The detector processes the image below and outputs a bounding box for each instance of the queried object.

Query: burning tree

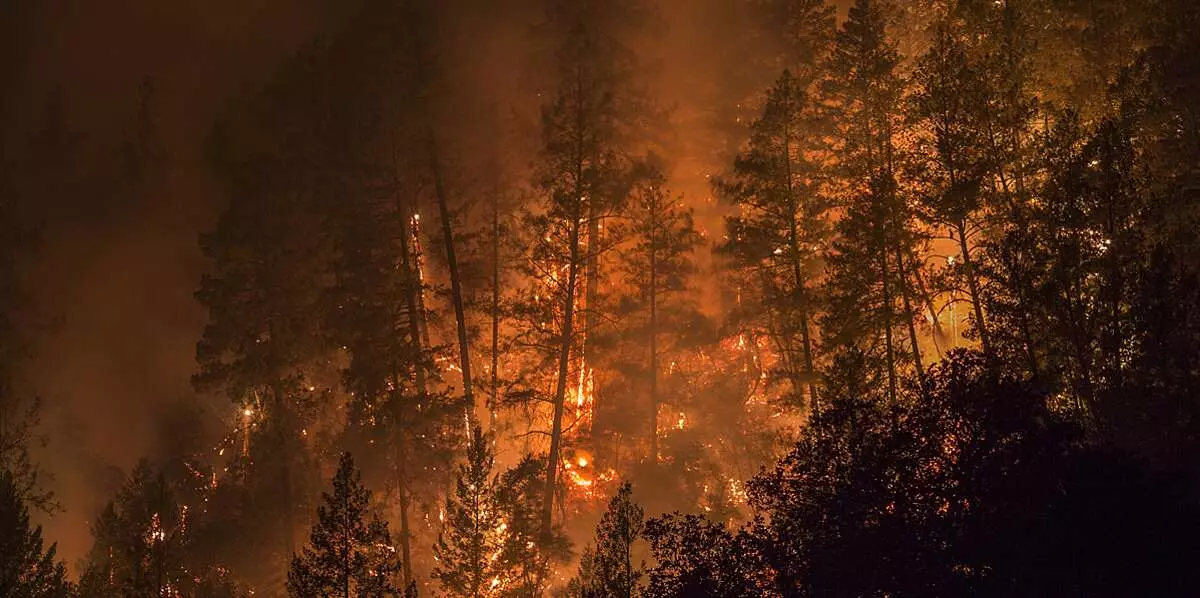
[76,459,236,598]
[520,0,654,540]
[288,452,406,598]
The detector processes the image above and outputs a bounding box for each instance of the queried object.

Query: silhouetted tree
[717,64,834,415]
[77,461,199,598]
[822,0,925,405]
[617,158,703,462]
[572,483,644,597]
[643,514,765,598]
[287,453,403,598]
[494,455,570,597]
[0,472,71,598]
[433,429,503,597]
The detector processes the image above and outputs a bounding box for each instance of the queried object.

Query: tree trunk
[648,192,659,465]
[396,433,414,591]
[781,84,819,416]
[582,207,601,414]
[428,135,475,424]
[955,219,992,359]
[541,205,583,540]
[395,196,426,591]
[895,243,926,390]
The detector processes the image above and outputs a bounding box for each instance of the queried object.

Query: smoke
[4,0,849,577]
[7,0,342,570]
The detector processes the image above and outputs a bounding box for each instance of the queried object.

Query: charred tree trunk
[955,219,992,359]
[781,96,819,417]
[541,207,583,539]
[648,191,659,465]
[394,195,426,591]
[428,135,475,423]
[895,243,926,390]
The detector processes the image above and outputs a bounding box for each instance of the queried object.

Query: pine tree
[494,455,571,597]
[523,0,652,539]
[619,158,703,463]
[287,452,402,598]
[909,20,995,359]
[0,472,71,598]
[197,53,336,565]
[433,429,503,597]
[717,61,834,416]
[822,0,924,404]
[326,118,462,590]
[573,483,644,598]
[965,0,1046,378]
[77,461,191,598]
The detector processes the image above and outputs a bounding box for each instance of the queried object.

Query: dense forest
[3,0,1200,595]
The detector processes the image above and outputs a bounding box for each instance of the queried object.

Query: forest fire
[3,0,1200,596]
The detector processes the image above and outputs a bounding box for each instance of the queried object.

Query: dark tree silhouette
[433,429,503,597]
[287,453,405,598]
[0,472,71,598]
[572,482,644,597]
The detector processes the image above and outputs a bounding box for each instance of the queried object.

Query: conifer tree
[197,56,335,562]
[822,0,924,404]
[573,482,645,598]
[0,472,71,598]
[523,0,651,539]
[326,124,462,590]
[909,21,995,358]
[287,452,403,598]
[717,62,834,415]
[433,429,503,598]
[494,455,570,597]
[619,159,702,463]
[77,461,191,598]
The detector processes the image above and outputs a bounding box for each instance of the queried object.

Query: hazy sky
[9,0,341,568]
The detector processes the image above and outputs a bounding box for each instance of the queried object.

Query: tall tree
[822,0,923,404]
[717,60,834,416]
[197,51,337,563]
[909,20,995,359]
[572,482,645,598]
[0,472,71,598]
[287,453,404,598]
[525,0,650,539]
[619,159,702,463]
[432,429,503,598]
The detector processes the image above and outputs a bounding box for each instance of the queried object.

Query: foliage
[572,483,644,598]
[0,471,71,598]
[287,452,402,597]
[433,429,504,598]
